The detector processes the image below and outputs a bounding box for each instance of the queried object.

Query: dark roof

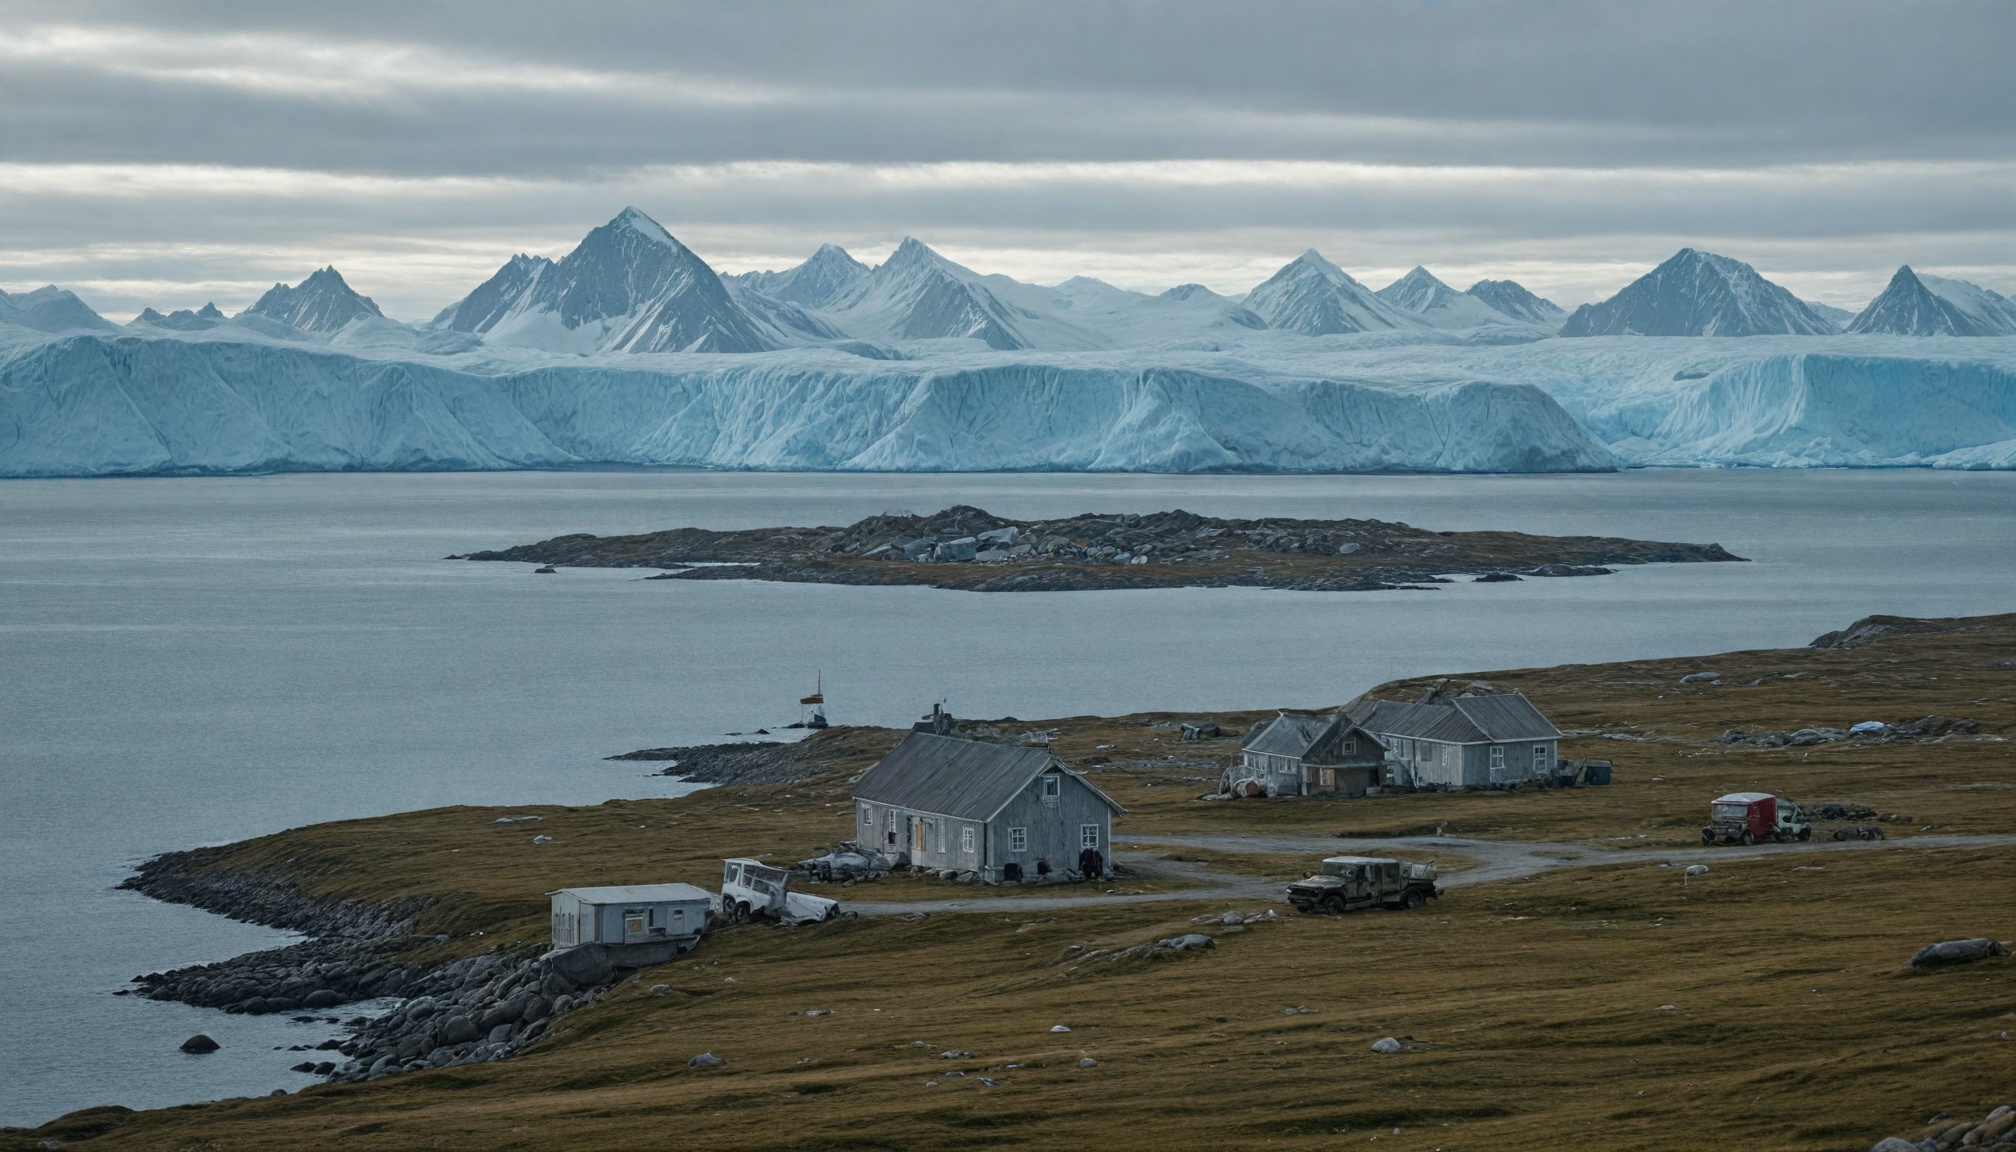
[549,883,711,905]
[1243,712,1334,757]
[1449,693,1562,741]
[853,732,1122,820]
[1355,692,1559,744]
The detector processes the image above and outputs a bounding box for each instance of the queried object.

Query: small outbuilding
[549,883,712,963]
[1347,691,1562,789]
[1231,711,1388,797]
[853,732,1125,883]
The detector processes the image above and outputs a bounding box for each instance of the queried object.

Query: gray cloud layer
[4,1,2012,319]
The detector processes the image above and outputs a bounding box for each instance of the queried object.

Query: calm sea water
[3,468,2014,1127]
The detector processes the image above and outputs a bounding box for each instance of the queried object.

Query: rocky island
[456,505,1743,591]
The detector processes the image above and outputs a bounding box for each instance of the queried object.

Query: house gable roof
[1243,712,1335,758]
[853,732,1122,821]
[1350,691,1560,744]
[1449,692,1562,741]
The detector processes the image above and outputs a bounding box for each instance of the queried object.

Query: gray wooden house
[1346,692,1561,789]
[853,732,1125,883]
[1233,711,1388,797]
[548,883,712,963]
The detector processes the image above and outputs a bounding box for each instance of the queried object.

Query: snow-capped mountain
[1464,279,1566,326]
[723,280,849,343]
[430,254,552,333]
[824,237,1034,349]
[1377,267,1535,329]
[1020,278,1266,345]
[1243,251,1416,335]
[242,267,385,333]
[437,208,774,354]
[1847,266,2016,336]
[1559,249,1837,337]
[132,303,227,331]
[0,286,118,335]
[733,244,871,308]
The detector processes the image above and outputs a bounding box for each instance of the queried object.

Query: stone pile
[331,945,617,1080]
[1870,1103,2014,1151]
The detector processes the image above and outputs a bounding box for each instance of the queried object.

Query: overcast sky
[4,0,2013,320]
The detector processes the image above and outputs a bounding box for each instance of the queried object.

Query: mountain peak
[242,266,384,333]
[1245,251,1410,335]
[1377,266,1460,310]
[608,207,676,247]
[1560,247,1834,337]
[1464,279,1565,325]
[1848,265,2016,336]
[436,211,771,353]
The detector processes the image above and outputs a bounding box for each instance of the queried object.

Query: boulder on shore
[1907,938,2010,969]
[180,1034,220,1054]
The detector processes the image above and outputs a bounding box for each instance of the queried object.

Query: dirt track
[840,831,2016,916]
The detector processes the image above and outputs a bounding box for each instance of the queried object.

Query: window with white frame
[1490,745,1505,770]
[1343,738,1356,754]
[1533,744,1549,773]
[1042,775,1060,798]
[961,825,975,854]
[1421,742,1436,764]
[1080,823,1100,849]
[1009,827,1028,852]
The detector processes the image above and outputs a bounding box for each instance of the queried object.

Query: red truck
[1701,792,1812,845]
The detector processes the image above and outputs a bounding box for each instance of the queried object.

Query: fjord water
[4,468,2015,1126]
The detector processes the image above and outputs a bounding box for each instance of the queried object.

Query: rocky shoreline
[119,849,626,1083]
[456,505,1742,593]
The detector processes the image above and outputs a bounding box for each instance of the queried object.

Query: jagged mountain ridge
[731,244,871,309]
[1377,267,1539,329]
[1560,249,1838,337]
[242,267,385,333]
[1243,250,1415,335]
[1465,279,1566,325]
[435,208,774,354]
[1848,266,2016,337]
[822,237,1037,350]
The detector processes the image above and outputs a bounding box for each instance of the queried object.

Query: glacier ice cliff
[0,330,1613,477]
[4,325,2015,478]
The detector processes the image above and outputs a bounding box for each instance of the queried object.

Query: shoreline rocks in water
[454,505,1743,593]
[118,848,631,1083]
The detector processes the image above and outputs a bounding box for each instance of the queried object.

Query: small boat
[798,673,828,729]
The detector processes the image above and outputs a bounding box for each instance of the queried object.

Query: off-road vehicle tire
[1797,828,1811,841]
[1701,828,1715,845]
[1322,894,1346,915]
[1740,829,1756,846]
[1403,889,1426,910]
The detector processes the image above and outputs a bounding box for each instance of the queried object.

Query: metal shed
[1347,692,1561,789]
[548,883,712,959]
[853,732,1125,883]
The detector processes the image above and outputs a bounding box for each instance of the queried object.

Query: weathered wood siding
[985,771,1112,882]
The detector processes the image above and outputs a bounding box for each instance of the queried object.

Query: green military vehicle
[1287,856,1440,915]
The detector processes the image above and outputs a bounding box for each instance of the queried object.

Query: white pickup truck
[720,858,851,925]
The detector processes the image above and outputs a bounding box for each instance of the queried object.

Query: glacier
[0,327,1619,476]
[6,320,2016,477]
